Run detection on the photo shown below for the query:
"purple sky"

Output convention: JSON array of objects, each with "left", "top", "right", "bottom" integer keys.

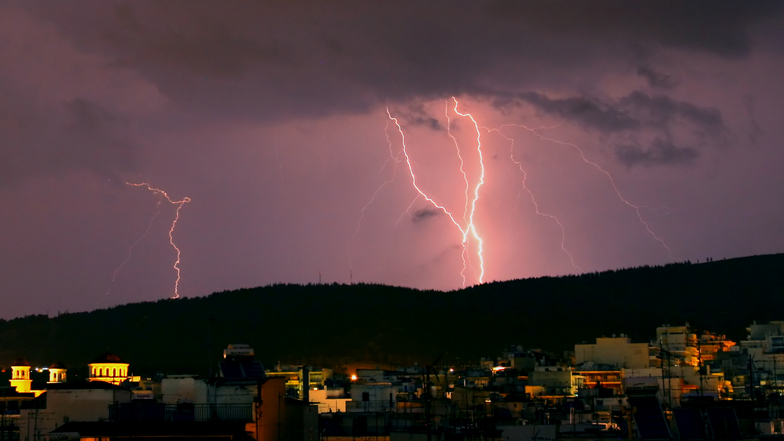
[{"left": 2, "top": 1, "right": 783, "bottom": 319}]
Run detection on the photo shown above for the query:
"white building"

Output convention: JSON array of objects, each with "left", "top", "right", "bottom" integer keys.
[
  {"left": 17, "top": 382, "right": 133, "bottom": 441},
  {"left": 656, "top": 325, "right": 699, "bottom": 366},
  {"left": 575, "top": 335, "right": 650, "bottom": 369}
]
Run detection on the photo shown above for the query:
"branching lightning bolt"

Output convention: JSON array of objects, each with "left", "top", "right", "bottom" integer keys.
[
  {"left": 499, "top": 124, "right": 674, "bottom": 260},
  {"left": 386, "top": 97, "right": 488, "bottom": 286},
  {"left": 357, "top": 99, "right": 674, "bottom": 287},
  {"left": 387, "top": 109, "right": 466, "bottom": 229},
  {"left": 387, "top": 108, "right": 471, "bottom": 285},
  {"left": 445, "top": 101, "right": 471, "bottom": 224},
  {"left": 445, "top": 102, "right": 472, "bottom": 283},
  {"left": 487, "top": 128, "right": 582, "bottom": 271},
  {"left": 127, "top": 182, "right": 192, "bottom": 299},
  {"left": 451, "top": 98, "right": 487, "bottom": 284}
]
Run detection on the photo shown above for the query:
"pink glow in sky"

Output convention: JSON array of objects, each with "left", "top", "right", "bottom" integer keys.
[{"left": 1, "top": 1, "right": 783, "bottom": 319}]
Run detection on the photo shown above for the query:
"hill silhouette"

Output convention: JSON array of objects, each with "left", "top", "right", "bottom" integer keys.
[{"left": 1, "top": 253, "right": 783, "bottom": 378}]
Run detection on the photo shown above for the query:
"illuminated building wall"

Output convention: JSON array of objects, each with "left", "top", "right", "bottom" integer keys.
[
  {"left": 656, "top": 325, "right": 699, "bottom": 366},
  {"left": 17, "top": 383, "right": 132, "bottom": 441},
  {"left": 575, "top": 335, "right": 650, "bottom": 369},
  {"left": 87, "top": 353, "right": 130, "bottom": 386},
  {"left": 48, "top": 362, "right": 67, "bottom": 384},
  {"left": 10, "top": 359, "right": 32, "bottom": 393}
]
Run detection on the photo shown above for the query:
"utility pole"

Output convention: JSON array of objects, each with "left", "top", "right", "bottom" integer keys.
[
  {"left": 660, "top": 340, "right": 667, "bottom": 411},
  {"left": 749, "top": 355, "right": 756, "bottom": 437},
  {"left": 659, "top": 341, "right": 673, "bottom": 410},
  {"left": 622, "top": 405, "right": 637, "bottom": 441},
  {"left": 425, "top": 355, "right": 443, "bottom": 441}
]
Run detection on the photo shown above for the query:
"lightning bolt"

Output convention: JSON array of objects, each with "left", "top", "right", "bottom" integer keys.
[
  {"left": 386, "top": 97, "right": 488, "bottom": 286},
  {"left": 393, "top": 195, "right": 421, "bottom": 234},
  {"left": 487, "top": 128, "right": 582, "bottom": 272},
  {"left": 96, "top": 199, "right": 163, "bottom": 307},
  {"left": 451, "top": 98, "right": 487, "bottom": 284},
  {"left": 346, "top": 121, "right": 402, "bottom": 272},
  {"left": 387, "top": 108, "right": 470, "bottom": 285},
  {"left": 127, "top": 182, "right": 191, "bottom": 299},
  {"left": 362, "top": 99, "right": 673, "bottom": 287},
  {"left": 445, "top": 101, "right": 474, "bottom": 284},
  {"left": 445, "top": 101, "right": 471, "bottom": 224},
  {"left": 498, "top": 124, "right": 674, "bottom": 260}
]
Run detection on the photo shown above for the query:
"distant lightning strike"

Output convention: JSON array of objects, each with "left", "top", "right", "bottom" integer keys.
[
  {"left": 97, "top": 199, "right": 162, "bottom": 307},
  {"left": 393, "top": 195, "right": 421, "bottom": 233},
  {"left": 127, "top": 182, "right": 192, "bottom": 299},
  {"left": 498, "top": 124, "right": 674, "bottom": 260},
  {"left": 346, "top": 120, "right": 403, "bottom": 270},
  {"left": 487, "top": 128, "right": 582, "bottom": 271}
]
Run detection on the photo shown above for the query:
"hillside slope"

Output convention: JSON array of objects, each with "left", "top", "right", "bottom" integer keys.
[{"left": 1, "top": 254, "right": 782, "bottom": 377}]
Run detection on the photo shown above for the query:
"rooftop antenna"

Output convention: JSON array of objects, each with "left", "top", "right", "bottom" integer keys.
[{"left": 318, "top": 271, "right": 322, "bottom": 284}]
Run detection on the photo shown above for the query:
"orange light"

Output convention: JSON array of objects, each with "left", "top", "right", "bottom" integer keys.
[{"left": 351, "top": 374, "right": 357, "bottom": 381}]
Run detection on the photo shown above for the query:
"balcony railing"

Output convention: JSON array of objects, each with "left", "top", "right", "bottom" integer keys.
[{"left": 109, "top": 403, "right": 253, "bottom": 422}]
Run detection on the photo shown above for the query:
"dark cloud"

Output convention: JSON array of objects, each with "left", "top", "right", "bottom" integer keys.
[
  {"left": 485, "top": 1, "right": 782, "bottom": 58},
  {"left": 619, "top": 91, "right": 725, "bottom": 134},
  {"left": 18, "top": 1, "right": 782, "bottom": 122},
  {"left": 0, "top": 98, "right": 139, "bottom": 187},
  {"left": 509, "top": 91, "right": 725, "bottom": 137},
  {"left": 411, "top": 208, "right": 443, "bottom": 223},
  {"left": 63, "top": 99, "right": 140, "bottom": 179},
  {"left": 616, "top": 137, "right": 699, "bottom": 167},
  {"left": 743, "top": 96, "right": 764, "bottom": 147},
  {"left": 637, "top": 66, "right": 680, "bottom": 89},
  {"left": 2, "top": 1, "right": 743, "bottom": 188},
  {"left": 393, "top": 103, "right": 443, "bottom": 131},
  {"left": 516, "top": 92, "right": 640, "bottom": 132}
]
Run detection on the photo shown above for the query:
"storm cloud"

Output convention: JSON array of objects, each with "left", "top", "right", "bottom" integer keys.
[
  {"left": 616, "top": 138, "right": 699, "bottom": 167},
  {"left": 16, "top": 1, "right": 782, "bottom": 121},
  {"left": 1, "top": 1, "right": 783, "bottom": 319}
]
